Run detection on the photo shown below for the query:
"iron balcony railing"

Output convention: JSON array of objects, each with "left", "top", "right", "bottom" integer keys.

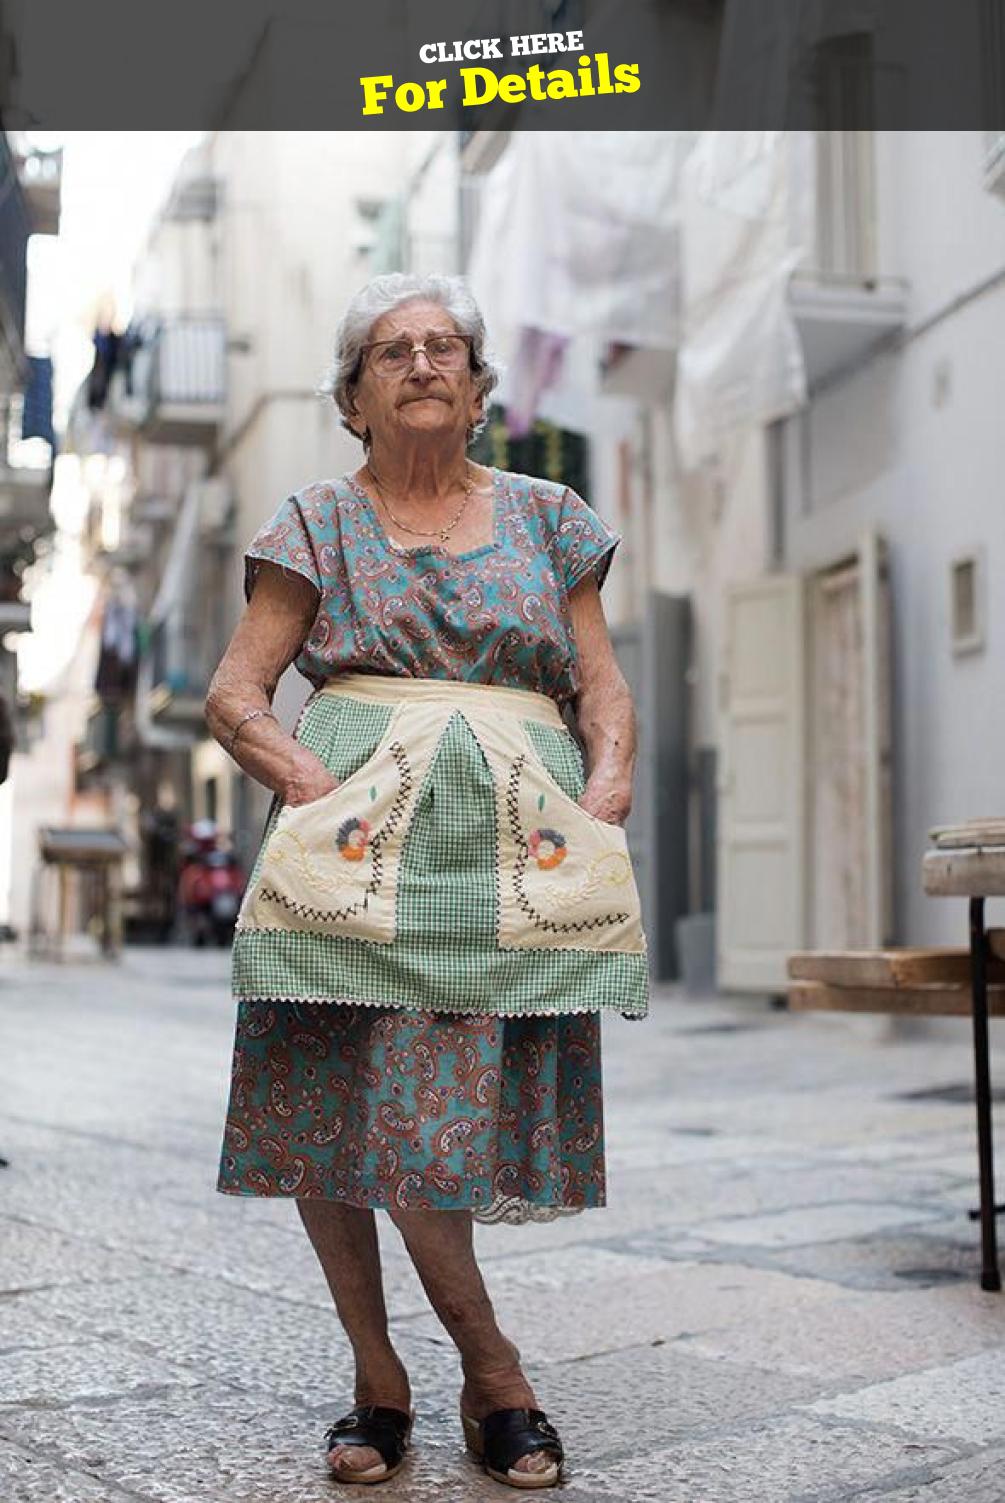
[
  {"left": 151, "top": 317, "right": 227, "bottom": 407},
  {"left": 149, "top": 616, "right": 211, "bottom": 703},
  {"left": 111, "top": 316, "right": 227, "bottom": 443}
]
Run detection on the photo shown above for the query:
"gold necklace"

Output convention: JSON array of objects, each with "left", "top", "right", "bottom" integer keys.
[{"left": 364, "top": 462, "right": 475, "bottom": 544}]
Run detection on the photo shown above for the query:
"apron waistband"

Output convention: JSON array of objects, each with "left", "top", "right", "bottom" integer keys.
[{"left": 316, "top": 673, "right": 565, "bottom": 728}]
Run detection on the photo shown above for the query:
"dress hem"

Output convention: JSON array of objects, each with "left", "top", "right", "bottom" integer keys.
[{"left": 215, "top": 1182, "right": 605, "bottom": 1224}]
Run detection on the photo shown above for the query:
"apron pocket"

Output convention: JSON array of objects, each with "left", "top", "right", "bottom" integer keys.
[
  {"left": 495, "top": 729, "right": 646, "bottom": 954},
  {"left": 238, "top": 704, "right": 413, "bottom": 943}
]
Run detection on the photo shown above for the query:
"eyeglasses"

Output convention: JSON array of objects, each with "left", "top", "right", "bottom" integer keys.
[{"left": 362, "top": 334, "right": 473, "bottom": 378}]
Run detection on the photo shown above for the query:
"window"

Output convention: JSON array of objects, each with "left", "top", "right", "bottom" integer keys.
[
  {"left": 950, "top": 550, "right": 986, "bottom": 656},
  {"left": 814, "top": 129, "right": 877, "bottom": 280}
]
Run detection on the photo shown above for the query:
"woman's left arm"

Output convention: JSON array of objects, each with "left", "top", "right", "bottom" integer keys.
[{"left": 568, "top": 574, "right": 637, "bottom": 826}]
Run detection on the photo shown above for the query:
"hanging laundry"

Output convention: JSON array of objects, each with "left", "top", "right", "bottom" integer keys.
[
  {"left": 95, "top": 595, "right": 140, "bottom": 701},
  {"left": 87, "top": 328, "right": 120, "bottom": 411},
  {"left": 504, "top": 327, "right": 569, "bottom": 438},
  {"left": 21, "top": 356, "right": 54, "bottom": 448},
  {"left": 673, "top": 131, "right": 809, "bottom": 470},
  {"left": 468, "top": 134, "right": 691, "bottom": 430}
]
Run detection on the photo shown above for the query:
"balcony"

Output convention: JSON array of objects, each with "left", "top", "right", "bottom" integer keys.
[
  {"left": 599, "top": 342, "right": 677, "bottom": 403},
  {"left": 0, "top": 599, "right": 30, "bottom": 630},
  {"left": 75, "top": 700, "right": 128, "bottom": 782},
  {"left": 0, "top": 135, "right": 29, "bottom": 383},
  {"left": 147, "top": 617, "right": 210, "bottom": 732},
  {"left": 163, "top": 173, "right": 220, "bottom": 223},
  {"left": 112, "top": 317, "right": 227, "bottom": 446},
  {"left": 0, "top": 462, "right": 52, "bottom": 531},
  {"left": 11, "top": 138, "right": 62, "bottom": 235},
  {"left": 789, "top": 273, "right": 908, "bottom": 390},
  {"left": 789, "top": 131, "right": 908, "bottom": 390}
]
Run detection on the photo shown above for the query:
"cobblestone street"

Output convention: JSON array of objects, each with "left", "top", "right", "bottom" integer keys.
[{"left": 2, "top": 946, "right": 1005, "bottom": 1501}]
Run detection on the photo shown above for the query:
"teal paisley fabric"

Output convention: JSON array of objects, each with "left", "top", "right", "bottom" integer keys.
[
  {"left": 219, "top": 468, "right": 626, "bottom": 1220},
  {"left": 217, "top": 1002, "right": 605, "bottom": 1221}
]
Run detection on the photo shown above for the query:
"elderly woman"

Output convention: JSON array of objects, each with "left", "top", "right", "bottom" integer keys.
[{"left": 206, "top": 272, "right": 647, "bottom": 1489}]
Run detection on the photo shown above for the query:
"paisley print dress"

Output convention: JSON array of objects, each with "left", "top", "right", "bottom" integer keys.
[
  {"left": 242, "top": 467, "right": 619, "bottom": 704},
  {"left": 217, "top": 468, "right": 641, "bottom": 1223}
]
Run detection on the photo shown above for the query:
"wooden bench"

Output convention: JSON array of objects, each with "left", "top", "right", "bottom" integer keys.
[{"left": 789, "top": 946, "right": 1005, "bottom": 1015}]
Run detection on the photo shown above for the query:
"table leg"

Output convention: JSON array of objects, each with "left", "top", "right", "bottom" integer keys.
[{"left": 970, "top": 896, "right": 1001, "bottom": 1292}]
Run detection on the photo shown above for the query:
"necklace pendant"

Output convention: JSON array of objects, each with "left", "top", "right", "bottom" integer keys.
[{"left": 439, "top": 529, "right": 450, "bottom": 542}]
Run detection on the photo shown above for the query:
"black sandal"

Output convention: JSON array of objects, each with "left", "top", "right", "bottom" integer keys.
[
  {"left": 324, "top": 1404, "right": 414, "bottom": 1485},
  {"left": 461, "top": 1407, "right": 564, "bottom": 1490}
]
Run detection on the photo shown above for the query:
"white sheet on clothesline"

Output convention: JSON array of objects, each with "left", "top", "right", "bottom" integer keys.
[{"left": 673, "top": 131, "right": 812, "bottom": 471}]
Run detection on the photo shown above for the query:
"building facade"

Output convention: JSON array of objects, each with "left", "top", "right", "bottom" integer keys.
[
  {"left": 69, "top": 132, "right": 414, "bottom": 932},
  {"left": 458, "top": 129, "right": 1005, "bottom": 993}
]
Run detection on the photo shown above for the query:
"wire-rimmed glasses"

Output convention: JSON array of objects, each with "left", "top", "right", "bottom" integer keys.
[{"left": 362, "top": 333, "right": 473, "bottom": 378}]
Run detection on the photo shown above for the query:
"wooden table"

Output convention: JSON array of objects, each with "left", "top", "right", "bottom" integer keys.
[
  {"left": 923, "top": 821, "right": 1005, "bottom": 1292},
  {"left": 29, "top": 826, "right": 127, "bottom": 960}
]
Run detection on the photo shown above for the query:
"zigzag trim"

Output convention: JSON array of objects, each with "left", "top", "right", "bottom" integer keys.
[
  {"left": 259, "top": 741, "right": 412, "bottom": 924},
  {"left": 505, "top": 754, "right": 631, "bottom": 936},
  {"left": 230, "top": 985, "right": 648, "bottom": 1019}
]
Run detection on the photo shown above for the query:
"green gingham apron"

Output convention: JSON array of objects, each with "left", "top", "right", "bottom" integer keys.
[{"left": 232, "top": 673, "right": 649, "bottom": 1021}]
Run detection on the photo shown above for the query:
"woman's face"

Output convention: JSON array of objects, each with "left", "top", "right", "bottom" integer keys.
[{"left": 348, "top": 298, "right": 484, "bottom": 455}]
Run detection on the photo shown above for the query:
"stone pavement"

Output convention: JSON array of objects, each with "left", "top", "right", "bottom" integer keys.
[{"left": 2, "top": 946, "right": 1005, "bottom": 1503}]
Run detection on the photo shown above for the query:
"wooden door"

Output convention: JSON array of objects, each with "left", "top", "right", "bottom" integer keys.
[{"left": 717, "top": 575, "right": 807, "bottom": 991}]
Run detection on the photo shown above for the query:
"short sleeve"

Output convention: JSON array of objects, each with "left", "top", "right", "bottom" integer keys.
[
  {"left": 554, "top": 486, "right": 621, "bottom": 594},
  {"left": 243, "top": 494, "right": 323, "bottom": 604}
]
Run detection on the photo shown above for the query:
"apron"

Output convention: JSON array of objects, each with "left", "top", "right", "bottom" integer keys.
[{"left": 232, "top": 674, "right": 649, "bottom": 1020}]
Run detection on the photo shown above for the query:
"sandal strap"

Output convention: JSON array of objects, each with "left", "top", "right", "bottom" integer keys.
[
  {"left": 480, "top": 1408, "right": 564, "bottom": 1472},
  {"left": 324, "top": 1404, "right": 411, "bottom": 1467}
]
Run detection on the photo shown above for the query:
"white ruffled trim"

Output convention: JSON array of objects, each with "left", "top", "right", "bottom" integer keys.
[{"left": 474, "top": 1199, "right": 592, "bottom": 1227}]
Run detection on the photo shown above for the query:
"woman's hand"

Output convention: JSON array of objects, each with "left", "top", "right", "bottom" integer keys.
[
  {"left": 282, "top": 754, "right": 341, "bottom": 807},
  {"left": 579, "top": 771, "right": 632, "bottom": 827},
  {"left": 567, "top": 573, "right": 638, "bottom": 830},
  {"left": 204, "top": 564, "right": 324, "bottom": 799}
]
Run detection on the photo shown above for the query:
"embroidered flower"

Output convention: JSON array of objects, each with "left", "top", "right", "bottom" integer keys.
[
  {"left": 336, "top": 815, "right": 371, "bottom": 861},
  {"left": 528, "top": 826, "right": 567, "bottom": 870}
]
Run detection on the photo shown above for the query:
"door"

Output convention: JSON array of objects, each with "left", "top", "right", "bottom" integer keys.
[
  {"left": 717, "top": 575, "right": 807, "bottom": 991},
  {"left": 718, "top": 534, "right": 892, "bottom": 992},
  {"left": 807, "top": 531, "right": 892, "bottom": 950}
]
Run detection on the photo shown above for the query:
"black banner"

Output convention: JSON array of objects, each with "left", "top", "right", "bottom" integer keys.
[{"left": 3, "top": 0, "right": 1003, "bottom": 129}]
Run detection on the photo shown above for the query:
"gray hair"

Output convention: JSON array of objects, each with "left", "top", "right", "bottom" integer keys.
[{"left": 320, "top": 273, "right": 501, "bottom": 446}]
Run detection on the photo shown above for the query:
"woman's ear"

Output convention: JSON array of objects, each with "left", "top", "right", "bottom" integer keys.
[{"left": 344, "top": 393, "right": 367, "bottom": 440}]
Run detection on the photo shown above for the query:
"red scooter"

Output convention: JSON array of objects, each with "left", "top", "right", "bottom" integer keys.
[{"left": 176, "top": 820, "right": 246, "bottom": 946}]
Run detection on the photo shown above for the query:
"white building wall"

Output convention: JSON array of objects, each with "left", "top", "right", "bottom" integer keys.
[
  {"left": 604, "top": 396, "right": 770, "bottom": 750},
  {"left": 402, "top": 132, "right": 460, "bottom": 274},
  {"left": 780, "top": 131, "right": 1005, "bottom": 944}
]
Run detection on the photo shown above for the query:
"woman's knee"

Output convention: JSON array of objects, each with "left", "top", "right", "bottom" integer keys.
[{"left": 387, "top": 1204, "right": 473, "bottom": 1242}]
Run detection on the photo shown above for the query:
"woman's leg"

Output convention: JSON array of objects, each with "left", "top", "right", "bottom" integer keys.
[
  {"left": 297, "top": 1201, "right": 411, "bottom": 1476},
  {"left": 388, "top": 1206, "right": 555, "bottom": 1476}
]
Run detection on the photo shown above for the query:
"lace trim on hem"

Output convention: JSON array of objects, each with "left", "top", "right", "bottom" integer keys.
[
  {"left": 474, "top": 1198, "right": 594, "bottom": 1226},
  {"left": 231, "top": 990, "right": 647, "bottom": 1021},
  {"left": 217, "top": 1182, "right": 600, "bottom": 1226}
]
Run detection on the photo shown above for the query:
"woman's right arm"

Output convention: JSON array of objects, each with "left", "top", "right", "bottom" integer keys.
[{"left": 204, "top": 563, "right": 340, "bottom": 806}]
